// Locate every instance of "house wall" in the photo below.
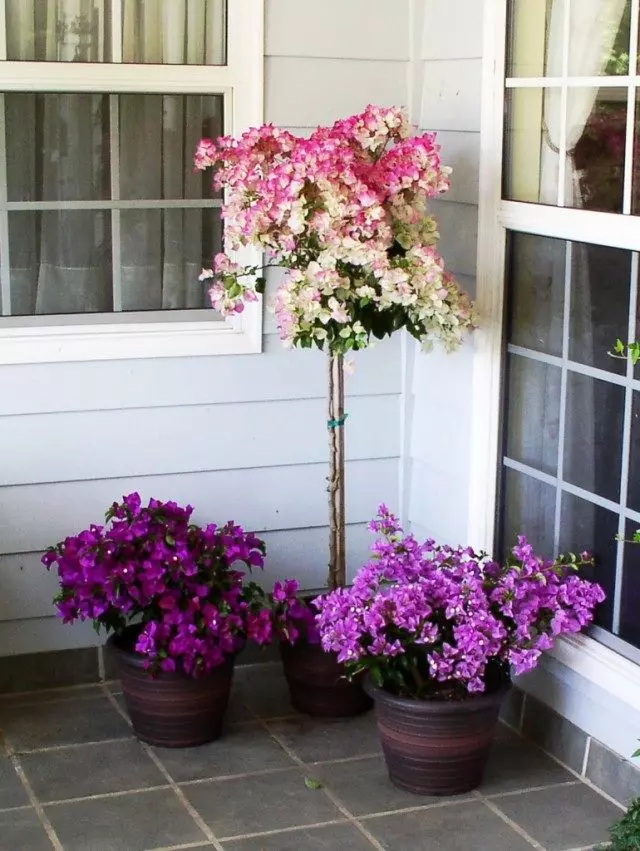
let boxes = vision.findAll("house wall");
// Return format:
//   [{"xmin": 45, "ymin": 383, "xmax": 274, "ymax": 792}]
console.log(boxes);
[
  {"xmin": 405, "ymin": 0, "xmax": 483, "ymax": 546},
  {"xmin": 0, "ymin": 0, "xmax": 410, "ymax": 657}
]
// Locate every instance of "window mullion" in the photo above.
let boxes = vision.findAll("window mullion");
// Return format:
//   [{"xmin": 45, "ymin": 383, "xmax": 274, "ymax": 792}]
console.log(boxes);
[
  {"xmin": 110, "ymin": 94, "xmax": 122, "ymax": 312},
  {"xmin": 553, "ymin": 241, "xmax": 572, "ymax": 555},
  {"xmin": 0, "ymin": 0, "xmax": 6, "ymax": 62},
  {"xmin": 556, "ymin": 0, "xmax": 571, "ymax": 207},
  {"xmin": 111, "ymin": 0, "xmax": 123, "ymax": 63},
  {"xmin": 0, "ymin": 94, "xmax": 11, "ymax": 316},
  {"xmin": 613, "ymin": 252, "xmax": 639, "ymax": 633},
  {"xmin": 623, "ymin": 0, "xmax": 639, "ymax": 214}
]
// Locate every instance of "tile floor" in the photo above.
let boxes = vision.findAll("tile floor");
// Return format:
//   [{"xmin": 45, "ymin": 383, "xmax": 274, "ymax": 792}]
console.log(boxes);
[{"xmin": 0, "ymin": 663, "xmax": 624, "ymax": 851}]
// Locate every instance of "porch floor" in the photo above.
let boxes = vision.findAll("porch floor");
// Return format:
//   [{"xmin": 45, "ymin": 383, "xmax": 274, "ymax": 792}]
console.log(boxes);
[{"xmin": 0, "ymin": 662, "xmax": 623, "ymax": 851}]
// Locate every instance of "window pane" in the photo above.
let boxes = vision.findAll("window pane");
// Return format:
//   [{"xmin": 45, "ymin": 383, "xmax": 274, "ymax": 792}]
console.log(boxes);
[
  {"xmin": 564, "ymin": 372, "xmax": 625, "ymax": 503},
  {"xmin": 119, "ymin": 94, "xmax": 223, "ymax": 200},
  {"xmin": 569, "ymin": 243, "xmax": 632, "ymax": 375},
  {"xmin": 559, "ymin": 493, "xmax": 617, "ymax": 631},
  {"xmin": 5, "ymin": 94, "xmax": 110, "ymax": 202},
  {"xmin": 500, "ymin": 468, "xmax": 555, "ymax": 561},
  {"xmin": 507, "ymin": 231, "xmax": 565, "ymax": 357},
  {"xmin": 122, "ymin": 0, "xmax": 226, "ymax": 64},
  {"xmin": 8, "ymin": 211, "xmax": 112, "ymax": 316},
  {"xmin": 120, "ymin": 209, "xmax": 221, "ymax": 311},
  {"xmin": 504, "ymin": 87, "xmax": 560, "ymax": 203},
  {"xmin": 506, "ymin": 0, "xmax": 560, "ymax": 78},
  {"xmin": 504, "ymin": 355, "xmax": 561, "ymax": 476},
  {"xmin": 620, "ymin": 520, "xmax": 640, "ymax": 646},
  {"xmin": 570, "ymin": 88, "xmax": 628, "ymax": 213},
  {"xmin": 624, "ymin": 392, "xmax": 640, "ymax": 512},
  {"xmin": 6, "ymin": 0, "xmax": 109, "ymax": 62},
  {"xmin": 633, "ymin": 89, "xmax": 640, "ymax": 216},
  {"xmin": 569, "ymin": 0, "xmax": 632, "ymax": 76}
]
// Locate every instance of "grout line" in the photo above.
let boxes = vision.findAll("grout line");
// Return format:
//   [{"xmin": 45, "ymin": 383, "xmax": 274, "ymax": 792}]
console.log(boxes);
[
  {"xmin": 581, "ymin": 736, "xmax": 592, "ymax": 777},
  {"xmin": 14, "ymin": 735, "xmax": 135, "ymax": 755},
  {"xmin": 478, "ymin": 795, "xmax": 546, "ymax": 850},
  {"xmin": 519, "ymin": 691, "xmax": 527, "ymax": 732},
  {"xmin": 310, "ymin": 752, "xmax": 381, "ymax": 767},
  {"xmin": 218, "ymin": 817, "xmax": 350, "ymax": 843},
  {"xmin": 359, "ymin": 798, "xmax": 475, "ymax": 820},
  {"xmin": 97, "ymin": 646, "xmax": 106, "ymax": 681},
  {"xmin": 178, "ymin": 766, "xmax": 297, "ymax": 787},
  {"xmin": 484, "ymin": 780, "xmax": 581, "ymax": 800},
  {"xmin": 0, "ymin": 684, "xmax": 109, "ymax": 706},
  {"xmin": 255, "ymin": 719, "xmax": 383, "ymax": 851},
  {"xmin": 0, "ymin": 803, "xmax": 32, "ymax": 815},
  {"xmin": 101, "ymin": 688, "xmax": 224, "ymax": 851},
  {"xmin": 3, "ymin": 734, "xmax": 65, "ymax": 851},
  {"xmin": 144, "ymin": 843, "xmax": 219, "ymax": 851},
  {"xmin": 42, "ymin": 786, "xmax": 173, "ymax": 808}
]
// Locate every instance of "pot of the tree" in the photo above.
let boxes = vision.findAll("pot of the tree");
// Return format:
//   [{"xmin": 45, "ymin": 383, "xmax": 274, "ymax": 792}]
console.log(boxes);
[
  {"xmin": 42, "ymin": 492, "xmax": 271, "ymax": 747},
  {"xmin": 315, "ymin": 508, "xmax": 605, "ymax": 794},
  {"xmin": 268, "ymin": 583, "xmax": 372, "ymax": 717}
]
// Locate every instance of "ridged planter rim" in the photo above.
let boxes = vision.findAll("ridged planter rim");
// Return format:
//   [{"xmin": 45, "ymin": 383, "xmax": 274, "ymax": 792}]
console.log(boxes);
[{"xmin": 366, "ymin": 676, "xmax": 512, "ymax": 712}]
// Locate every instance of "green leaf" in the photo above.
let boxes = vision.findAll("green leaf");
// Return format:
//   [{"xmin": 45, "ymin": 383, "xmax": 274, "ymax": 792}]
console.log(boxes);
[
  {"xmin": 255, "ymin": 276, "xmax": 266, "ymax": 295},
  {"xmin": 165, "ymin": 533, "xmax": 176, "ymax": 547},
  {"xmin": 304, "ymin": 776, "xmax": 324, "ymax": 790}
]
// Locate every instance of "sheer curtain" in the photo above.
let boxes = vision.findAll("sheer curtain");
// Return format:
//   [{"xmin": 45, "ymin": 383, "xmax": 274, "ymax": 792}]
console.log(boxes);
[{"xmin": 5, "ymin": 0, "xmax": 224, "ymax": 316}]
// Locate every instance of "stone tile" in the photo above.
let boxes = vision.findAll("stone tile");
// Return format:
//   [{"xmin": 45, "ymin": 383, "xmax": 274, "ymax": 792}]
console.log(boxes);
[
  {"xmin": 224, "ymin": 823, "xmax": 376, "ymax": 850},
  {"xmin": 234, "ymin": 663, "xmax": 295, "ymax": 719},
  {"xmin": 499, "ymin": 687, "xmax": 524, "ymax": 730},
  {"xmin": 0, "ymin": 685, "xmax": 104, "ymax": 707},
  {"xmin": 236, "ymin": 643, "xmax": 279, "ymax": 667},
  {"xmin": 364, "ymin": 801, "xmax": 534, "ymax": 851},
  {"xmin": 586, "ymin": 738, "xmax": 640, "ymax": 806},
  {"xmin": 181, "ymin": 768, "xmax": 342, "ymax": 838},
  {"xmin": 266, "ymin": 713, "xmax": 380, "ymax": 764},
  {"xmin": 0, "ymin": 695, "xmax": 131, "ymax": 751},
  {"xmin": 316, "ymin": 756, "xmax": 473, "ymax": 816},
  {"xmin": 522, "ymin": 694, "xmax": 588, "ymax": 773},
  {"xmin": 493, "ymin": 783, "xmax": 623, "ymax": 850},
  {"xmin": 0, "ymin": 807, "xmax": 54, "ymax": 850},
  {"xmin": 0, "ymin": 648, "xmax": 99, "ymax": 695},
  {"xmin": 0, "ymin": 757, "xmax": 29, "ymax": 809},
  {"xmin": 20, "ymin": 739, "xmax": 165, "ymax": 802},
  {"xmin": 45, "ymin": 788, "xmax": 207, "ymax": 851},
  {"xmin": 481, "ymin": 730, "xmax": 574, "ymax": 794},
  {"xmin": 153, "ymin": 723, "xmax": 295, "ymax": 782}
]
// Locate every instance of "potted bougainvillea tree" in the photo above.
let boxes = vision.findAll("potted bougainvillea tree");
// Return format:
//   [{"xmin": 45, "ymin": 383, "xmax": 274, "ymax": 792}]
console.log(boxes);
[
  {"xmin": 195, "ymin": 105, "xmax": 476, "ymax": 716},
  {"xmin": 315, "ymin": 506, "xmax": 605, "ymax": 795},
  {"xmin": 42, "ymin": 494, "xmax": 273, "ymax": 747}
]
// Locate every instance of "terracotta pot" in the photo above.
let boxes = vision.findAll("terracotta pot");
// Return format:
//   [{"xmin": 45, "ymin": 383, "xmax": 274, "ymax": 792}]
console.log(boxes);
[
  {"xmin": 280, "ymin": 640, "xmax": 372, "ymax": 717},
  {"xmin": 107, "ymin": 630, "xmax": 235, "ymax": 748},
  {"xmin": 368, "ymin": 678, "xmax": 510, "ymax": 795}
]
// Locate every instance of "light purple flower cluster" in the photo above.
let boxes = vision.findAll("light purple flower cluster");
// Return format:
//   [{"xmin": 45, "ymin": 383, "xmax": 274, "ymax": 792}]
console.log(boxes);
[
  {"xmin": 42, "ymin": 493, "xmax": 269, "ymax": 677},
  {"xmin": 314, "ymin": 506, "xmax": 605, "ymax": 698}
]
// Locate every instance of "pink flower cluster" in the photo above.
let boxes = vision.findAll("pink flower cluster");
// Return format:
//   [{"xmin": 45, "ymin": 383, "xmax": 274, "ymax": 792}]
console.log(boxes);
[{"xmin": 195, "ymin": 105, "xmax": 476, "ymax": 353}]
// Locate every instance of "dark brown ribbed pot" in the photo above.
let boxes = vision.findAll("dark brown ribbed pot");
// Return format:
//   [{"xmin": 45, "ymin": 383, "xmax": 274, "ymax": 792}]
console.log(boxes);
[
  {"xmin": 369, "ymin": 678, "xmax": 510, "ymax": 795},
  {"xmin": 107, "ymin": 631, "xmax": 235, "ymax": 748},
  {"xmin": 280, "ymin": 640, "xmax": 372, "ymax": 717}
]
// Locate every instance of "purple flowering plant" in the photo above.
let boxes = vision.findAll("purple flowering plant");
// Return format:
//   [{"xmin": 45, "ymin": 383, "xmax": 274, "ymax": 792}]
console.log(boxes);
[
  {"xmin": 42, "ymin": 493, "xmax": 271, "ymax": 676},
  {"xmin": 269, "ymin": 580, "xmax": 320, "ymax": 645},
  {"xmin": 314, "ymin": 506, "xmax": 605, "ymax": 700}
]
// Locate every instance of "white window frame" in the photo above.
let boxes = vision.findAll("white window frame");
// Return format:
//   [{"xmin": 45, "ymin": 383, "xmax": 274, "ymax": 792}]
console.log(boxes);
[
  {"xmin": 0, "ymin": 0, "xmax": 264, "ymax": 364},
  {"xmin": 470, "ymin": 0, "xmax": 640, "ymax": 701}
]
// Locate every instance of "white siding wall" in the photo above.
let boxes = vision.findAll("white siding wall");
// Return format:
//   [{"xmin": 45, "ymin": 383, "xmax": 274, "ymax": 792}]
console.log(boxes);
[
  {"xmin": 0, "ymin": 0, "xmax": 410, "ymax": 656},
  {"xmin": 406, "ymin": 0, "xmax": 483, "ymax": 546}
]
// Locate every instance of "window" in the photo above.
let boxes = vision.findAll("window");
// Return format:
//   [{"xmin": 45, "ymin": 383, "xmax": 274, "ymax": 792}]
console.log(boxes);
[
  {"xmin": 0, "ymin": 0, "xmax": 264, "ymax": 363},
  {"xmin": 471, "ymin": 0, "xmax": 640, "ymax": 663}
]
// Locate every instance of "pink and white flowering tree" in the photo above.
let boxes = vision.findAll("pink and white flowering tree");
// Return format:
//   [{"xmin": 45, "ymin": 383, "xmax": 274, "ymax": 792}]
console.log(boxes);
[{"xmin": 195, "ymin": 105, "xmax": 477, "ymax": 592}]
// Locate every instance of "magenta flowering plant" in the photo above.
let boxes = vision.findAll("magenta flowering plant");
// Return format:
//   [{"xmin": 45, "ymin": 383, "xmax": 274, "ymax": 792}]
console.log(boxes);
[
  {"xmin": 314, "ymin": 507, "xmax": 605, "ymax": 699},
  {"xmin": 268, "ymin": 580, "xmax": 320, "ymax": 645},
  {"xmin": 42, "ymin": 493, "xmax": 270, "ymax": 676}
]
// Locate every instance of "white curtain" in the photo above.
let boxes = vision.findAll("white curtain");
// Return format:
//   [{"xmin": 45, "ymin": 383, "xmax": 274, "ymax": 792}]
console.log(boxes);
[{"xmin": 5, "ymin": 0, "xmax": 224, "ymax": 316}]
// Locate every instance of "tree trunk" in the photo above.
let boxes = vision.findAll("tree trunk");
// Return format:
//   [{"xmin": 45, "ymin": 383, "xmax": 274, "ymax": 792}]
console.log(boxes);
[{"xmin": 327, "ymin": 353, "xmax": 346, "ymax": 590}]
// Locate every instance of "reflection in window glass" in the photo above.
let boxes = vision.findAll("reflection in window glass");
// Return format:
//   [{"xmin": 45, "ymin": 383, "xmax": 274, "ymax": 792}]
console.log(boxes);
[
  {"xmin": 6, "ymin": 0, "xmax": 109, "ymax": 62},
  {"xmin": 500, "ymin": 469, "xmax": 555, "ymax": 561},
  {"xmin": 568, "ymin": 0, "xmax": 632, "ymax": 76},
  {"xmin": 122, "ymin": 0, "xmax": 226, "ymax": 64}
]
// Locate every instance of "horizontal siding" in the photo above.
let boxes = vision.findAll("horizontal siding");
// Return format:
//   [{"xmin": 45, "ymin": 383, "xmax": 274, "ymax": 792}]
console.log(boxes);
[
  {"xmin": 0, "ymin": 522, "xmax": 379, "ymax": 623},
  {"xmin": 0, "ymin": 335, "xmax": 401, "ymax": 416},
  {"xmin": 0, "ymin": 457, "xmax": 398, "ymax": 554},
  {"xmin": 0, "ymin": 618, "xmax": 100, "ymax": 657},
  {"xmin": 420, "ymin": 58, "xmax": 482, "ymax": 132},
  {"xmin": 266, "ymin": 0, "xmax": 410, "ymax": 61},
  {"xmin": 0, "ymin": 395, "xmax": 398, "ymax": 487},
  {"xmin": 430, "ymin": 200, "xmax": 479, "ymax": 278},
  {"xmin": 407, "ymin": 458, "xmax": 470, "ymax": 547},
  {"xmin": 436, "ymin": 131, "xmax": 481, "ymax": 206},
  {"xmin": 265, "ymin": 57, "xmax": 408, "ymax": 127},
  {"xmin": 422, "ymin": 0, "xmax": 484, "ymax": 60}
]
